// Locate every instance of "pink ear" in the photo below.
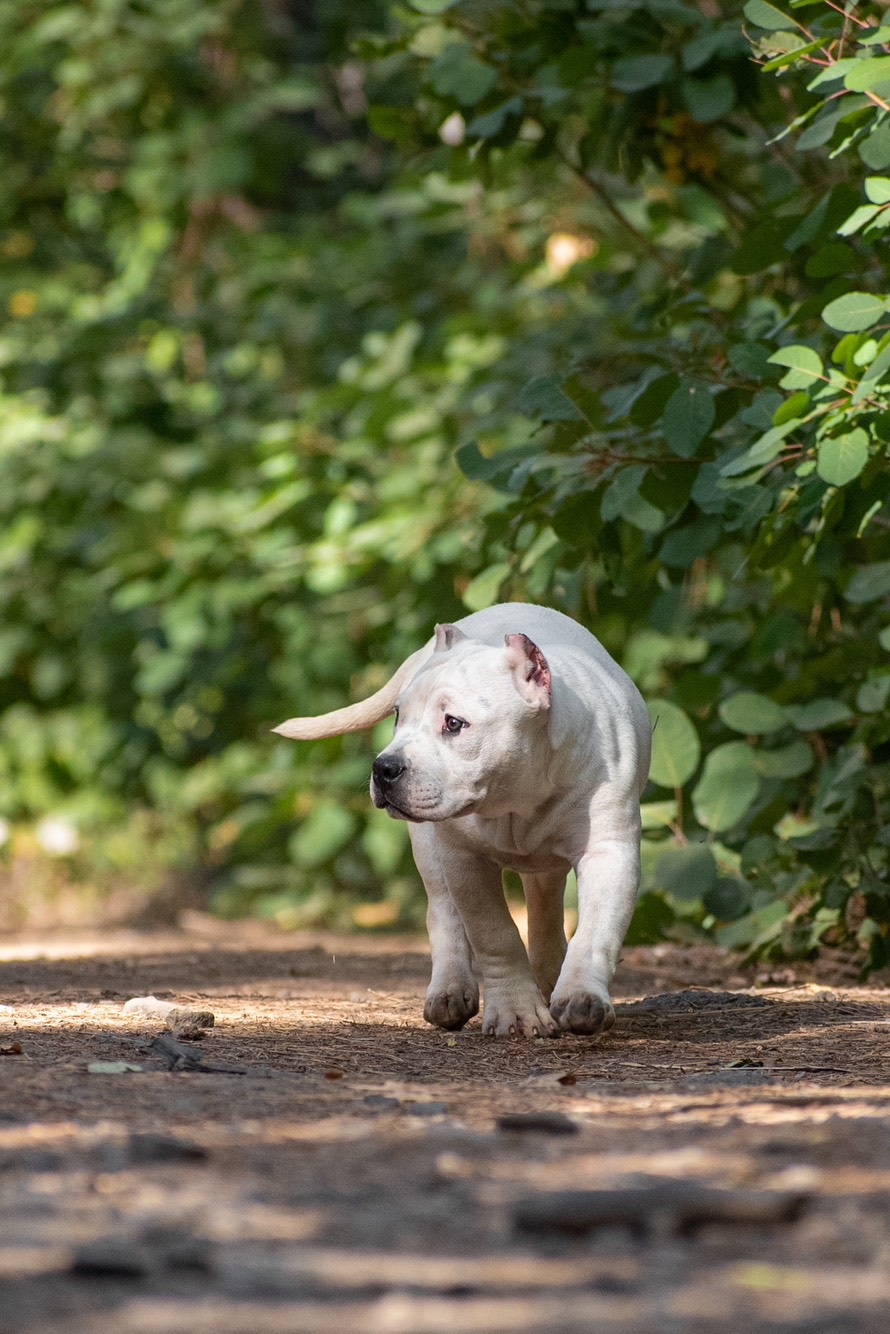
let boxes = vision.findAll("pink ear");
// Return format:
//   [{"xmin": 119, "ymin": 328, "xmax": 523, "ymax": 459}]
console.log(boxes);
[
  {"xmin": 504, "ymin": 633, "xmax": 551, "ymax": 710},
  {"xmin": 434, "ymin": 623, "xmax": 466, "ymax": 653}
]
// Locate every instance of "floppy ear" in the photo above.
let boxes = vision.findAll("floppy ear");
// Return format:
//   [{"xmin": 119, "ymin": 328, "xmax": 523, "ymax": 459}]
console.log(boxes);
[
  {"xmin": 434, "ymin": 623, "xmax": 466, "ymax": 653},
  {"xmin": 504, "ymin": 633, "xmax": 551, "ymax": 710}
]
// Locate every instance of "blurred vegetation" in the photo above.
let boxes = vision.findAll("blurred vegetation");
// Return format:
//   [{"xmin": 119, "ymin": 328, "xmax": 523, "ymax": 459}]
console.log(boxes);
[{"xmin": 1, "ymin": 0, "xmax": 890, "ymax": 970}]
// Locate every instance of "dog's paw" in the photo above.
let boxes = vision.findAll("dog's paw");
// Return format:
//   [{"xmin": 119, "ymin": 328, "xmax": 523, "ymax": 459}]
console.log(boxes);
[
  {"xmin": 481, "ymin": 989, "xmax": 560, "ymax": 1039},
  {"xmin": 550, "ymin": 991, "xmax": 615, "ymax": 1036},
  {"xmin": 424, "ymin": 983, "xmax": 480, "ymax": 1031}
]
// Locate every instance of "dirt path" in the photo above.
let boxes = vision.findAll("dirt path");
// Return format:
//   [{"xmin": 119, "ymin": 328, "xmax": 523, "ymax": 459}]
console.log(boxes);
[{"xmin": 1, "ymin": 919, "xmax": 889, "ymax": 1333}]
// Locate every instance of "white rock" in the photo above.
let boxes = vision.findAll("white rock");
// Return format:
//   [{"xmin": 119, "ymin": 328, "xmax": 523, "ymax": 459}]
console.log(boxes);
[{"xmin": 122, "ymin": 995, "xmax": 176, "ymax": 1017}]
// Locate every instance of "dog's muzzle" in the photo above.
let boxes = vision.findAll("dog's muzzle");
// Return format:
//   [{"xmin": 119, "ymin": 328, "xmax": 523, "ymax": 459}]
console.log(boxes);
[{"xmin": 371, "ymin": 752, "xmax": 408, "ymax": 812}]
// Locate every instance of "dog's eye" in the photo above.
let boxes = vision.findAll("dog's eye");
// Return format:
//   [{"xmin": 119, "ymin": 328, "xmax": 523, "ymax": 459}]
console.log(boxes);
[{"xmin": 443, "ymin": 714, "xmax": 468, "ymax": 735}]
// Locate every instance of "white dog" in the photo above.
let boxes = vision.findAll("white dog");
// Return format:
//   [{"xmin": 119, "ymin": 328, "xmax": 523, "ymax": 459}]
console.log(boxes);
[{"xmin": 274, "ymin": 603, "xmax": 650, "ymax": 1038}]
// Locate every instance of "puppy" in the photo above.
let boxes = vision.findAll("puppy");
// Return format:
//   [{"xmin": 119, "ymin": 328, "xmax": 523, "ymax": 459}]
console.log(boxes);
[{"xmin": 275, "ymin": 603, "xmax": 650, "ymax": 1036}]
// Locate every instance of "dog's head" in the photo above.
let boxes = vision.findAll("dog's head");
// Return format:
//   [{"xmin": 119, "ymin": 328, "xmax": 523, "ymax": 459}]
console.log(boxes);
[{"xmin": 370, "ymin": 625, "xmax": 551, "ymax": 822}]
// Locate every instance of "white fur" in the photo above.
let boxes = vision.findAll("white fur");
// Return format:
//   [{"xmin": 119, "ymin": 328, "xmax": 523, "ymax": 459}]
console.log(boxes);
[{"xmin": 275, "ymin": 603, "xmax": 651, "ymax": 1038}]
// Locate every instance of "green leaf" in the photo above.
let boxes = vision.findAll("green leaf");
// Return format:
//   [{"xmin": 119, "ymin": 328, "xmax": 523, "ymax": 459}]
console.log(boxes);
[
  {"xmin": 753, "ymin": 740, "xmax": 814, "ymax": 779},
  {"xmin": 517, "ymin": 375, "xmax": 583, "ymax": 422},
  {"xmin": 728, "ymin": 343, "xmax": 771, "ymax": 379},
  {"xmin": 641, "ymin": 800, "xmax": 679, "ymax": 830},
  {"xmin": 743, "ymin": 0, "xmax": 793, "ymax": 31},
  {"xmin": 601, "ymin": 465, "xmax": 644, "ymax": 521},
  {"xmin": 807, "ymin": 58, "xmax": 858, "ymax": 91},
  {"xmin": 837, "ymin": 204, "xmax": 882, "ymax": 236},
  {"xmin": 861, "ymin": 341, "xmax": 890, "ymax": 383},
  {"xmin": 805, "ymin": 242, "xmax": 856, "ymax": 278},
  {"xmin": 367, "ymin": 106, "xmax": 415, "ymax": 143},
  {"xmin": 817, "ymin": 429, "xmax": 869, "ymax": 486},
  {"xmin": 865, "ymin": 177, "xmax": 890, "ymax": 204},
  {"xmin": 466, "ymin": 97, "xmax": 523, "ymax": 140},
  {"xmin": 601, "ymin": 465, "xmax": 664, "ymax": 532},
  {"xmin": 720, "ymin": 418, "xmax": 801, "ymax": 476},
  {"xmin": 731, "ymin": 218, "xmax": 798, "ymax": 276},
  {"xmin": 716, "ymin": 899, "xmax": 786, "ymax": 949},
  {"xmin": 618, "ymin": 491, "xmax": 666, "ymax": 533},
  {"xmin": 626, "ymin": 892, "xmax": 677, "ymax": 945},
  {"xmin": 761, "ymin": 36, "xmax": 823, "ymax": 72},
  {"xmin": 704, "ymin": 876, "xmax": 752, "ymax": 922},
  {"xmin": 647, "ymin": 700, "xmax": 701, "ymax": 788},
  {"xmin": 429, "ymin": 44, "xmax": 498, "ymax": 106},
  {"xmin": 662, "ymin": 381, "xmax": 715, "ymax": 458},
  {"xmin": 844, "ymin": 57, "xmax": 890, "ymax": 94},
  {"xmin": 857, "ymin": 674, "xmax": 890, "ymax": 713},
  {"xmin": 797, "ymin": 100, "xmax": 861, "ymax": 152},
  {"xmin": 630, "ymin": 373, "xmax": 680, "ymax": 427},
  {"xmin": 768, "ymin": 344, "xmax": 823, "ymax": 389},
  {"xmin": 860, "ymin": 122, "xmax": 890, "ymax": 171},
  {"xmin": 718, "ymin": 692, "xmax": 787, "ymax": 735},
  {"xmin": 786, "ymin": 699, "xmax": 853, "ymax": 730},
  {"xmin": 821, "ymin": 291, "xmax": 888, "ymax": 332},
  {"xmin": 659, "ymin": 517, "xmax": 721, "ymax": 567},
  {"xmin": 462, "ymin": 563, "xmax": 510, "ymax": 612},
  {"xmin": 681, "ymin": 74, "xmax": 735, "ymax": 123},
  {"xmin": 612, "ymin": 55, "xmax": 674, "ymax": 93},
  {"xmin": 454, "ymin": 442, "xmax": 536, "ymax": 487},
  {"xmin": 656, "ymin": 844, "xmax": 718, "ymax": 902},
  {"xmin": 288, "ymin": 803, "xmax": 356, "ymax": 869},
  {"xmin": 692, "ymin": 742, "xmax": 760, "ymax": 832},
  {"xmin": 845, "ymin": 560, "xmax": 890, "ymax": 603},
  {"xmin": 773, "ymin": 391, "xmax": 810, "ymax": 426},
  {"xmin": 409, "ymin": 0, "xmax": 459, "ymax": 10}
]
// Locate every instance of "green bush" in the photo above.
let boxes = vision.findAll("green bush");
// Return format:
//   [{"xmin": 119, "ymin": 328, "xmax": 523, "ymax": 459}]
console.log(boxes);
[{"xmin": 2, "ymin": 1, "xmax": 889, "ymax": 969}]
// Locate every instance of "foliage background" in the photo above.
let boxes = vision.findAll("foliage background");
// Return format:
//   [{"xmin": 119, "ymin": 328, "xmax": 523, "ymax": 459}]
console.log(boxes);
[{"xmin": 1, "ymin": 0, "xmax": 889, "ymax": 970}]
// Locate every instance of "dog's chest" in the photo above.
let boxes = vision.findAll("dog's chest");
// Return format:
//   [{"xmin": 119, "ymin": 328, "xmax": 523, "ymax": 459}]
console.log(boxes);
[{"xmin": 456, "ymin": 811, "xmax": 574, "ymax": 874}]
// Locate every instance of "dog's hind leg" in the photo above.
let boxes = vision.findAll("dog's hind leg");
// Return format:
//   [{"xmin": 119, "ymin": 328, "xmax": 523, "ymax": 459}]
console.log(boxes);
[{"xmin": 521, "ymin": 871, "xmax": 567, "ymax": 1003}]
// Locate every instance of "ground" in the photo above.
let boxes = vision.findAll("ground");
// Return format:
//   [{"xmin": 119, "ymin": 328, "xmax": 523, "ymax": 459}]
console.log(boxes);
[{"xmin": 1, "ymin": 918, "xmax": 890, "ymax": 1334}]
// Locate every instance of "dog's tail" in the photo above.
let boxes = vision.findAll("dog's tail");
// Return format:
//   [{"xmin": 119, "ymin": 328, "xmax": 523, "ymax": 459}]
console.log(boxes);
[{"xmin": 272, "ymin": 644, "xmax": 432, "ymax": 740}]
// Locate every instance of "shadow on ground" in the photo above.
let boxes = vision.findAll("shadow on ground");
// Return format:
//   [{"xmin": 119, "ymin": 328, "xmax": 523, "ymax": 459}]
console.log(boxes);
[{"xmin": 1, "ymin": 926, "xmax": 889, "ymax": 1333}]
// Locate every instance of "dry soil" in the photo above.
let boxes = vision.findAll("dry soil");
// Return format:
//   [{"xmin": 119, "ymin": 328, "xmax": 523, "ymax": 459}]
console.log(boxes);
[{"xmin": 1, "ymin": 919, "xmax": 890, "ymax": 1333}]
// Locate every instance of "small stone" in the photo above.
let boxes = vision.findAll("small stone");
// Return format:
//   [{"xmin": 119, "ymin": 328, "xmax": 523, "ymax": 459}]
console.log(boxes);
[
  {"xmin": 128, "ymin": 1133, "xmax": 208, "ymax": 1163},
  {"xmin": 497, "ymin": 1112, "xmax": 578, "ymax": 1136},
  {"xmin": 71, "ymin": 1239, "xmax": 151, "ymax": 1278},
  {"xmin": 513, "ymin": 1183, "xmax": 810, "ymax": 1238},
  {"xmin": 166, "ymin": 1007, "xmax": 215, "ymax": 1033}
]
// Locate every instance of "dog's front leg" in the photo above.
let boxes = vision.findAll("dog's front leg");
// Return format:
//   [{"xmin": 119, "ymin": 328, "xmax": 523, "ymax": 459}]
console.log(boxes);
[
  {"xmin": 550, "ymin": 835, "xmax": 641, "ymax": 1035},
  {"xmin": 409, "ymin": 824, "xmax": 479, "ymax": 1031},
  {"xmin": 410, "ymin": 826, "xmax": 557, "ymax": 1038}
]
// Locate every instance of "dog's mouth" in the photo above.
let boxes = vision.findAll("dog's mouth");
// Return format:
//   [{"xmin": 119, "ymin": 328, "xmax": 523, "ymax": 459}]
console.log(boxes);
[
  {"xmin": 371, "ymin": 781, "xmax": 417, "ymax": 821},
  {"xmin": 382, "ymin": 797, "xmax": 416, "ymax": 822},
  {"xmin": 372, "ymin": 777, "xmax": 478, "ymax": 824}
]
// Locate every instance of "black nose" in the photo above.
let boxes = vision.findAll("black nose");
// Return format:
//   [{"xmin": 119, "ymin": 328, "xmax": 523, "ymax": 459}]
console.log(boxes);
[{"xmin": 373, "ymin": 753, "xmax": 406, "ymax": 786}]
